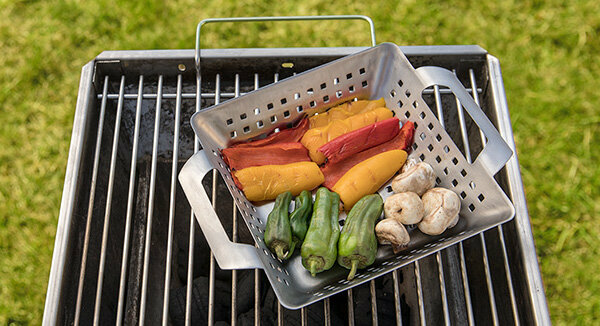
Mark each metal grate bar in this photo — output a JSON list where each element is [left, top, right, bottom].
[[161, 74, 183, 325], [231, 73, 240, 326], [253, 72, 261, 326], [324, 298, 331, 326], [414, 261, 426, 326], [392, 270, 403, 326], [96, 88, 482, 100], [453, 70, 499, 325], [277, 302, 283, 326], [370, 281, 378, 326], [73, 75, 110, 326], [468, 69, 519, 325], [208, 73, 222, 326], [436, 252, 450, 326], [116, 75, 145, 326], [139, 75, 164, 325], [347, 289, 355, 326], [93, 75, 126, 325], [432, 83, 475, 326]]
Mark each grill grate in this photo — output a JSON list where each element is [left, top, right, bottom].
[[43, 47, 549, 326]]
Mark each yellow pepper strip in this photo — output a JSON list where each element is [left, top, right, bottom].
[[301, 107, 394, 164], [332, 149, 407, 210], [234, 161, 324, 202], [309, 98, 386, 128]]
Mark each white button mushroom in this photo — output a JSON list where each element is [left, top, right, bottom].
[[391, 161, 436, 196], [384, 192, 424, 225], [418, 188, 461, 236], [375, 218, 410, 254]]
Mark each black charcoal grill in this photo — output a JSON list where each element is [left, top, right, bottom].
[[43, 16, 550, 326]]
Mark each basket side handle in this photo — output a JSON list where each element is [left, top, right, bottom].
[[416, 66, 513, 176], [179, 150, 263, 270]]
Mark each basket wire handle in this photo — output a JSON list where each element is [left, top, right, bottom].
[[195, 15, 376, 77]]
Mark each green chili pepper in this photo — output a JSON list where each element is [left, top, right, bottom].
[[301, 187, 340, 277], [289, 190, 313, 247], [264, 191, 293, 260], [337, 194, 383, 280]]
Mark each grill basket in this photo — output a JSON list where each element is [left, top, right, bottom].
[[179, 42, 515, 309]]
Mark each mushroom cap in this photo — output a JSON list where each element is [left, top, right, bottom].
[[384, 192, 424, 225], [375, 218, 410, 247], [391, 162, 436, 196]]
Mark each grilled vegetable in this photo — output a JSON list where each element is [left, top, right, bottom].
[[419, 188, 461, 235], [233, 162, 324, 202], [301, 187, 341, 277], [375, 218, 410, 254], [264, 192, 294, 260], [384, 192, 424, 225], [289, 190, 313, 247], [391, 161, 436, 196], [332, 150, 407, 210], [309, 98, 387, 128], [321, 121, 415, 189], [318, 117, 400, 164], [301, 107, 394, 164], [222, 142, 310, 170], [231, 117, 309, 148], [338, 194, 383, 280]]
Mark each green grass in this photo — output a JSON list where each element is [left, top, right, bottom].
[[1, 0, 598, 324]]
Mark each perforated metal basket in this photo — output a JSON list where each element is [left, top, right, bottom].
[[178, 41, 516, 309]]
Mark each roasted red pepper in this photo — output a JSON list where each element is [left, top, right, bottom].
[[231, 118, 309, 148], [320, 121, 415, 189], [222, 142, 310, 171], [318, 118, 400, 164]]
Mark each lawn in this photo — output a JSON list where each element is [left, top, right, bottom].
[[0, 0, 598, 324]]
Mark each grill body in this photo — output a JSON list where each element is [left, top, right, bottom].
[[43, 46, 550, 325]]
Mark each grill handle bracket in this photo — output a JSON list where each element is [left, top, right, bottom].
[[416, 66, 513, 176], [179, 150, 264, 270]]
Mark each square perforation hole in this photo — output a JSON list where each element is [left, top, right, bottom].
[[468, 203, 476, 212], [230, 130, 237, 138], [390, 90, 396, 97], [452, 157, 459, 165], [254, 108, 260, 115], [436, 134, 442, 142], [427, 144, 434, 152], [386, 186, 393, 193], [469, 181, 476, 189], [257, 120, 264, 128], [460, 191, 467, 199], [405, 89, 411, 97], [398, 80, 403, 87], [334, 77, 340, 85], [280, 98, 287, 105], [461, 169, 467, 177], [435, 155, 441, 163], [478, 194, 485, 202], [226, 118, 233, 125], [412, 143, 418, 150], [427, 122, 434, 130], [243, 126, 250, 133], [349, 85, 355, 93], [443, 167, 448, 175], [307, 88, 314, 95], [283, 110, 290, 118], [320, 83, 327, 90], [419, 112, 426, 119], [451, 179, 458, 187], [310, 100, 316, 108], [444, 145, 450, 153], [362, 80, 368, 88], [413, 101, 418, 108], [336, 90, 343, 98], [399, 100, 404, 108], [323, 95, 329, 103], [267, 103, 274, 110], [240, 113, 247, 120], [436, 177, 442, 185], [294, 92, 301, 100], [419, 153, 425, 161], [346, 73, 353, 79], [419, 132, 426, 140], [296, 105, 303, 112], [359, 67, 366, 74], [270, 115, 277, 123]]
